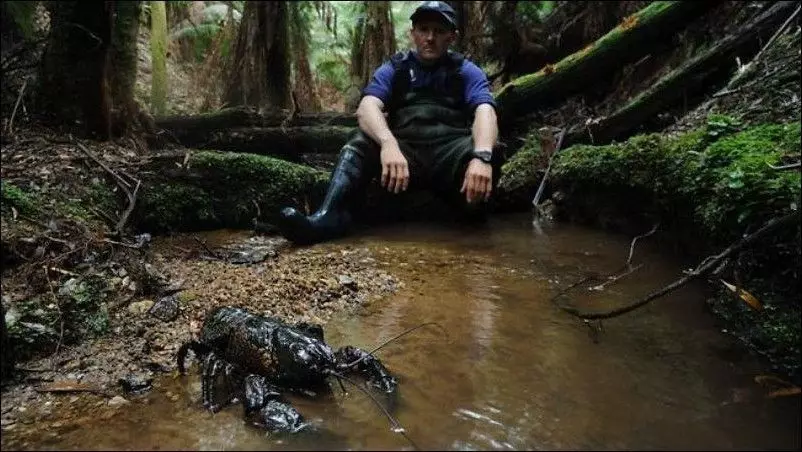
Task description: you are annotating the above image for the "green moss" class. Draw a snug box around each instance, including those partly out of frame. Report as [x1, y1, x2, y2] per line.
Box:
[498, 135, 543, 192]
[1, 182, 39, 216]
[136, 181, 215, 232]
[134, 151, 328, 232]
[549, 122, 801, 382]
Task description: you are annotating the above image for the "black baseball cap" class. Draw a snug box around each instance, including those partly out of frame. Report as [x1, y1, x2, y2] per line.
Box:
[410, 1, 458, 30]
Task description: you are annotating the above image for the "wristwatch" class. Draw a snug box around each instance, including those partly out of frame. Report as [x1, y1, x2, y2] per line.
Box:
[471, 149, 493, 164]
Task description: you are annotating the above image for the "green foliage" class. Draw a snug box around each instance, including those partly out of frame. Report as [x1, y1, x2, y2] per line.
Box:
[5, 274, 111, 361]
[1, 182, 38, 216]
[705, 113, 744, 139]
[4, 0, 38, 39]
[58, 275, 111, 340]
[5, 296, 59, 361]
[516, 1, 555, 22]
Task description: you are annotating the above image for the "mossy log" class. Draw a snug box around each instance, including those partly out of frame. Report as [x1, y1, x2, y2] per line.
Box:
[133, 150, 330, 232]
[185, 126, 354, 162]
[494, 1, 719, 124]
[564, 1, 800, 147]
[155, 107, 357, 135]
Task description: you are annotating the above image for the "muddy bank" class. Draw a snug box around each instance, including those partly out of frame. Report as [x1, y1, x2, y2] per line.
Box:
[0, 231, 399, 434]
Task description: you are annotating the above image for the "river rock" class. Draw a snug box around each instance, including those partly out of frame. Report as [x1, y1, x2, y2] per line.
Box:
[107, 396, 130, 407]
[127, 299, 154, 315]
[337, 274, 357, 291]
[118, 373, 153, 394]
[148, 294, 180, 322]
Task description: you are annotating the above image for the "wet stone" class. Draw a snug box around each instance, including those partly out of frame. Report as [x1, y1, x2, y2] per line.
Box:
[118, 373, 153, 395]
[337, 275, 357, 291]
[148, 294, 180, 322]
[107, 396, 129, 407]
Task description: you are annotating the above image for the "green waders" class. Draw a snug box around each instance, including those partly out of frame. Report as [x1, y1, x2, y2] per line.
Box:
[277, 90, 503, 245]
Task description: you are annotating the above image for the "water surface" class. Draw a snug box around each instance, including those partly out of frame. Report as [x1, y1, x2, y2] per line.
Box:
[4, 214, 799, 450]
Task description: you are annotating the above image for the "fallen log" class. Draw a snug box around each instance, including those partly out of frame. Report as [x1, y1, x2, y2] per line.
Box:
[155, 106, 357, 134]
[494, 1, 719, 124]
[164, 126, 354, 162]
[564, 0, 800, 146]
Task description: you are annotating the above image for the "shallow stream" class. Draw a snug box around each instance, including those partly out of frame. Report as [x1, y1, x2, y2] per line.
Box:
[3, 214, 799, 450]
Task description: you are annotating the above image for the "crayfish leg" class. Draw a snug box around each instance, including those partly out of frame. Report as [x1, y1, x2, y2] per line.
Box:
[201, 352, 238, 413]
[243, 374, 309, 433]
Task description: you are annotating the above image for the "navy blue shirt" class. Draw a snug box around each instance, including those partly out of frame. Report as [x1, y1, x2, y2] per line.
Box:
[362, 51, 496, 111]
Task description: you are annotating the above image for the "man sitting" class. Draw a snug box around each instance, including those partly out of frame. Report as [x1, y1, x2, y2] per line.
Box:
[277, 1, 501, 245]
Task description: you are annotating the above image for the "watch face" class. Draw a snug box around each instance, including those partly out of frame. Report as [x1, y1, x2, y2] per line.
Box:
[474, 150, 492, 163]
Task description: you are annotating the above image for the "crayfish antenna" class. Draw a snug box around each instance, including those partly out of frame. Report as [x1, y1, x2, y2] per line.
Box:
[344, 322, 447, 369]
[329, 370, 419, 451]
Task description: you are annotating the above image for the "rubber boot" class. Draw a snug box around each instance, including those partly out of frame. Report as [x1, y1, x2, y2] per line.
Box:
[277, 148, 364, 245]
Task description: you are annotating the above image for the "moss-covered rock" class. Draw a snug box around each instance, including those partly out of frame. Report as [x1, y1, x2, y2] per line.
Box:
[547, 119, 801, 382]
[134, 150, 329, 232]
[496, 131, 546, 210]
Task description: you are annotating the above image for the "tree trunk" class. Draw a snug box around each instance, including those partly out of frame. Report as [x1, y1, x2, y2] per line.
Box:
[37, 1, 114, 139]
[150, 0, 167, 115]
[349, 0, 396, 108]
[37, 1, 142, 139]
[289, 3, 321, 112]
[224, 1, 291, 110]
[448, 1, 487, 61]
[494, 1, 720, 124]
[564, 1, 800, 147]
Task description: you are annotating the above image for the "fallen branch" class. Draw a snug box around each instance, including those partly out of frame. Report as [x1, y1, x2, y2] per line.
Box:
[114, 179, 140, 235]
[192, 235, 223, 260]
[767, 161, 801, 170]
[589, 263, 644, 291]
[75, 140, 141, 235]
[43, 266, 65, 371]
[718, 3, 801, 92]
[532, 126, 566, 212]
[554, 211, 799, 320]
[6, 76, 28, 136]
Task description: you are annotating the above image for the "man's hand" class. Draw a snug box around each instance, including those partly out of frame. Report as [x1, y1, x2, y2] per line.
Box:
[460, 158, 493, 203]
[380, 139, 409, 194]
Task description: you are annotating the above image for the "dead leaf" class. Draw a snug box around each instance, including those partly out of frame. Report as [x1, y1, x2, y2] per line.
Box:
[720, 279, 763, 310]
[621, 14, 638, 30]
[767, 387, 801, 398]
[543, 64, 555, 75]
[754, 375, 801, 398]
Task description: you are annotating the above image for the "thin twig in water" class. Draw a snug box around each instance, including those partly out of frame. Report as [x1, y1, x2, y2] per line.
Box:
[554, 211, 798, 320]
[627, 222, 660, 267]
[590, 263, 644, 291]
[532, 127, 566, 211]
